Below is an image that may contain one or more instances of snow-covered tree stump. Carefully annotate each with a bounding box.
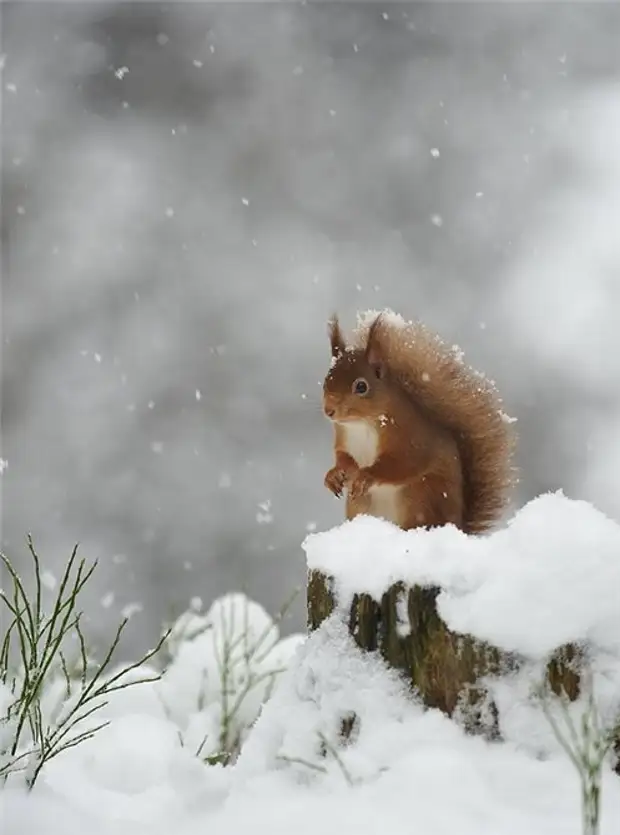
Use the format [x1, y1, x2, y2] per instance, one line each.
[307, 571, 580, 738]
[304, 499, 620, 756]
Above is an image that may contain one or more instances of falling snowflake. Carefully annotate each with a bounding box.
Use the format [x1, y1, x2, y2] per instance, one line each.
[256, 500, 273, 525]
[101, 592, 115, 609]
[41, 571, 57, 591]
[121, 602, 143, 619]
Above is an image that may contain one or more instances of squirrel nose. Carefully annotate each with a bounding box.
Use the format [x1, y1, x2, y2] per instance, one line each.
[324, 407, 336, 418]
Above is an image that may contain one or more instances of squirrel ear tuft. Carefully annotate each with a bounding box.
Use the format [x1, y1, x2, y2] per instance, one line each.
[372, 361, 386, 380]
[328, 314, 345, 358]
[365, 313, 385, 377]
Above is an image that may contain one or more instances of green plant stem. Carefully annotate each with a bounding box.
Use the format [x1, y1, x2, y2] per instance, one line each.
[0, 538, 169, 788]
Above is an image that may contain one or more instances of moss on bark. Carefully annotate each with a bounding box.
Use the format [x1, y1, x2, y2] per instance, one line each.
[307, 569, 597, 745]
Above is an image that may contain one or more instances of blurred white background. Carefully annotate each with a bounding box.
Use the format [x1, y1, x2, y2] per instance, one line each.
[3, 2, 620, 654]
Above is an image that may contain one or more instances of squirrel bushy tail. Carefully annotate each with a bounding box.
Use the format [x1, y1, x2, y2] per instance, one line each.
[353, 309, 517, 534]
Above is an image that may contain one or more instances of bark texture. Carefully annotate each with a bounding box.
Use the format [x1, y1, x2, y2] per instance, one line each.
[308, 569, 590, 743]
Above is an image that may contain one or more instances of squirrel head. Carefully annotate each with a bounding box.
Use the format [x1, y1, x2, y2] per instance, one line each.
[322, 314, 391, 424]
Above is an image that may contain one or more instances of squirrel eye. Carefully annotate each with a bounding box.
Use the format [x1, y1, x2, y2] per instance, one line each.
[353, 378, 369, 395]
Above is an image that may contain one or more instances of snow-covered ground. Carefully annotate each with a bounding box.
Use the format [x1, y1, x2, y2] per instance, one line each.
[2, 493, 620, 834]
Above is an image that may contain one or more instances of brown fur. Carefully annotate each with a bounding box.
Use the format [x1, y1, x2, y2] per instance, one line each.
[322, 310, 516, 534]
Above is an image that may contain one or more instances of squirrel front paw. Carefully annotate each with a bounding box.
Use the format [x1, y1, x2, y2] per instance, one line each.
[324, 466, 348, 498]
[348, 468, 375, 500]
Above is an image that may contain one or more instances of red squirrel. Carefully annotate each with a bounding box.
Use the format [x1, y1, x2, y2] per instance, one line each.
[322, 310, 516, 534]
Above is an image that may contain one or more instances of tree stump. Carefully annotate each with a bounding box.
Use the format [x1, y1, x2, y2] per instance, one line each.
[307, 569, 583, 741]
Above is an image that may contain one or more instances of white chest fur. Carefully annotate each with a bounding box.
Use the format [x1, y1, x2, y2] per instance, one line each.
[341, 420, 402, 525]
[340, 421, 378, 468]
[368, 483, 402, 526]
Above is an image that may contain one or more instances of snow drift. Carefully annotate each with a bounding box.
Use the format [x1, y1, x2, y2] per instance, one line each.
[2, 492, 620, 834]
